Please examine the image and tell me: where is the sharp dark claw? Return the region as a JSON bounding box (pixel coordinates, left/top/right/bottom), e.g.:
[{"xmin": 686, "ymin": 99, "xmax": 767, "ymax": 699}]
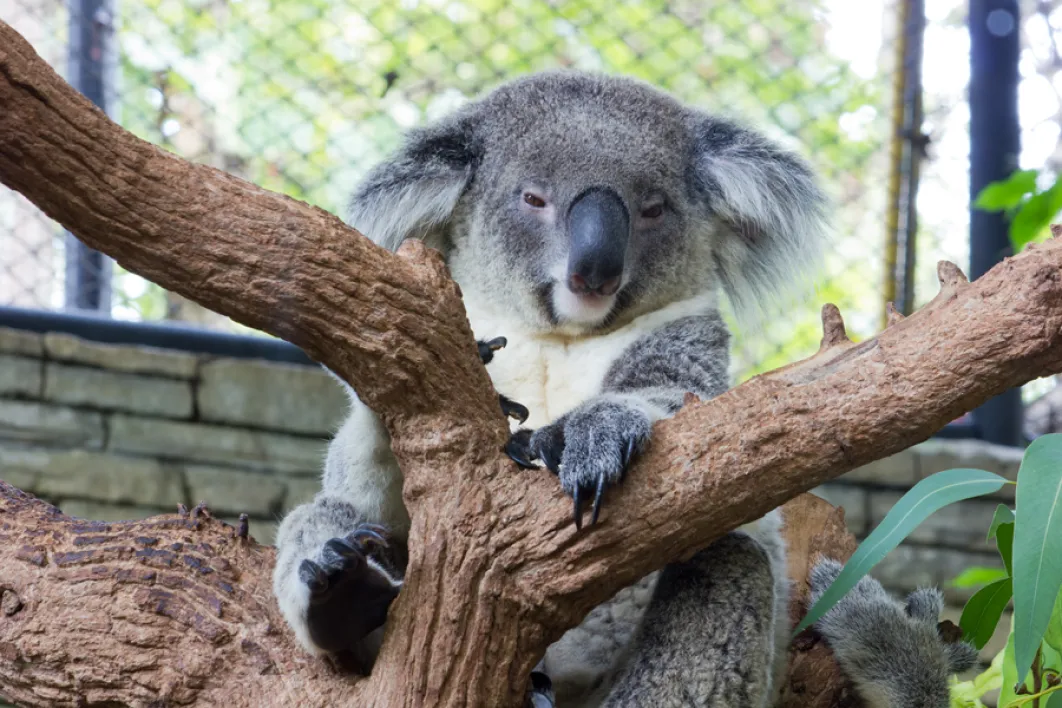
[
  {"xmin": 573, "ymin": 487, "xmax": 584, "ymax": 530},
  {"xmin": 323, "ymin": 538, "xmax": 361, "ymax": 561},
  {"xmin": 539, "ymin": 446, "xmax": 562, "ymax": 475},
  {"xmin": 299, "ymin": 559, "xmax": 328, "ymax": 594},
  {"xmin": 590, "ymin": 474, "xmax": 607, "ymax": 526},
  {"xmin": 499, "ymin": 395, "xmax": 530, "ymax": 424},
  {"xmin": 623, "ymin": 438, "xmax": 637, "ymax": 468},
  {"xmin": 349, "ymin": 526, "xmax": 389, "ymax": 548},
  {"xmin": 506, "ymin": 429, "xmax": 538, "ymax": 468},
  {"xmin": 477, "ymin": 337, "xmax": 508, "ymax": 364}
]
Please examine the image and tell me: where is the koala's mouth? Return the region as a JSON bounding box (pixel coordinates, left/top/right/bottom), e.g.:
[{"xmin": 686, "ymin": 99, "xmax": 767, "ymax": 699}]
[{"xmin": 548, "ymin": 280, "xmax": 620, "ymax": 327}]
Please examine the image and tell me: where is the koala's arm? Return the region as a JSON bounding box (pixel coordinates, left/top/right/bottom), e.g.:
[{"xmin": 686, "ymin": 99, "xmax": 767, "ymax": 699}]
[
  {"xmin": 273, "ymin": 338, "xmax": 526, "ymax": 670},
  {"xmin": 600, "ymin": 312, "xmax": 731, "ymax": 413},
  {"xmin": 518, "ymin": 312, "xmax": 730, "ymax": 526}
]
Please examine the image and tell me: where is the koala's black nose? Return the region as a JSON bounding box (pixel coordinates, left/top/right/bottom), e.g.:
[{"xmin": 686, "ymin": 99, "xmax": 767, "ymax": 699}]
[{"xmin": 567, "ymin": 187, "xmax": 628, "ymax": 296}]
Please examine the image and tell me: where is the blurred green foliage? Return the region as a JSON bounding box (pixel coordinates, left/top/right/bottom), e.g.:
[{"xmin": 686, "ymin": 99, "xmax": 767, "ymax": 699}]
[{"xmin": 974, "ymin": 168, "xmax": 1062, "ymax": 252}]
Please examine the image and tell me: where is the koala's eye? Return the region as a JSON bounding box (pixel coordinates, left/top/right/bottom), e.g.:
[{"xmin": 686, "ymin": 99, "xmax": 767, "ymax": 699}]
[
  {"xmin": 523, "ymin": 192, "xmax": 547, "ymax": 208},
  {"xmin": 640, "ymin": 204, "xmax": 664, "ymax": 219}
]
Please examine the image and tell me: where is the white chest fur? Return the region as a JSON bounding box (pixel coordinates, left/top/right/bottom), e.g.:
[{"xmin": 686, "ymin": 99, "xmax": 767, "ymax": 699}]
[{"xmin": 463, "ymin": 292, "xmax": 718, "ymax": 430}]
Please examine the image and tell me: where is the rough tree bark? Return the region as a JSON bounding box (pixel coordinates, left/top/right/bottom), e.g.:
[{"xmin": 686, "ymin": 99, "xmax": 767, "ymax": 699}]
[{"xmin": 2, "ymin": 18, "xmax": 1062, "ymax": 708}]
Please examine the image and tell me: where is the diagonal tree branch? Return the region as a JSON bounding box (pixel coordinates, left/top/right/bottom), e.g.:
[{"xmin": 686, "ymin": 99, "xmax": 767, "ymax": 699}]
[{"xmin": 2, "ymin": 18, "xmax": 1062, "ymax": 707}]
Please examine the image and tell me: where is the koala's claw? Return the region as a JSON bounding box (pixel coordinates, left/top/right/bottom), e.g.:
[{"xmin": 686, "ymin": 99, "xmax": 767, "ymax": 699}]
[
  {"xmin": 506, "ymin": 428, "xmax": 537, "ymax": 468},
  {"xmin": 572, "ymin": 473, "xmax": 609, "ymax": 530},
  {"xmin": 500, "ymin": 394, "xmax": 530, "ymax": 424},
  {"xmin": 298, "ymin": 523, "xmax": 399, "ymax": 654},
  {"xmin": 590, "ymin": 473, "xmax": 607, "ymax": 526},
  {"xmin": 298, "ymin": 558, "xmax": 329, "ymax": 594},
  {"xmin": 527, "ymin": 670, "xmax": 555, "ymax": 708},
  {"xmin": 477, "ymin": 336, "xmax": 508, "ymax": 365}
]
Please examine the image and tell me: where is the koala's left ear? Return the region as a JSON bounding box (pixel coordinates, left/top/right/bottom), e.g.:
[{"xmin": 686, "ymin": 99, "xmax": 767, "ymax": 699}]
[
  {"xmin": 346, "ymin": 105, "xmax": 482, "ymax": 254},
  {"xmin": 687, "ymin": 114, "xmax": 829, "ymax": 316}
]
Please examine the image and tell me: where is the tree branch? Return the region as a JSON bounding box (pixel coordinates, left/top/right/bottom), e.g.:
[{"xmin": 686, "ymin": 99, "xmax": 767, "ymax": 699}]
[{"xmin": 3, "ymin": 18, "xmax": 1062, "ymax": 707}]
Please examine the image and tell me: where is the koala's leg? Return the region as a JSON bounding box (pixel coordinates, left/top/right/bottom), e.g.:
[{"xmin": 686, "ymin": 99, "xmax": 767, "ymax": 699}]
[
  {"xmin": 273, "ymin": 397, "xmax": 410, "ymax": 670},
  {"xmin": 600, "ymin": 512, "xmax": 789, "ymax": 708},
  {"xmin": 809, "ymin": 559, "xmax": 978, "ymax": 708}
]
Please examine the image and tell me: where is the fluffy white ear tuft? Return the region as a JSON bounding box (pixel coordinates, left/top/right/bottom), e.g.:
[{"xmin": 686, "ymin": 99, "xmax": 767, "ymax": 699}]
[
  {"xmin": 346, "ymin": 108, "xmax": 481, "ymax": 254},
  {"xmin": 689, "ymin": 115, "xmax": 830, "ymax": 321}
]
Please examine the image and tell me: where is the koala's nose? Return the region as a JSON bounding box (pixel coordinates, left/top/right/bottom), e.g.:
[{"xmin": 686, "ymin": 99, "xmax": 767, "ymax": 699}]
[{"xmin": 567, "ymin": 187, "xmax": 629, "ymax": 296}]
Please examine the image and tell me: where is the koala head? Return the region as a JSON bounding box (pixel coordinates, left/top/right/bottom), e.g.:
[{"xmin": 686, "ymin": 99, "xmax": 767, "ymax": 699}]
[{"xmin": 347, "ymin": 71, "xmax": 827, "ymax": 334}]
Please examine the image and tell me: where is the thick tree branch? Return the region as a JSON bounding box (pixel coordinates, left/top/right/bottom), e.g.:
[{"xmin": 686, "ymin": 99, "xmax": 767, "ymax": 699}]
[{"xmin": 2, "ymin": 19, "xmax": 1062, "ymax": 707}]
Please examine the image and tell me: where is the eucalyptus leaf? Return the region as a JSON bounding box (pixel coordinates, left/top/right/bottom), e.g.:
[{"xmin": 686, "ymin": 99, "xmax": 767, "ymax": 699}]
[
  {"xmin": 961, "ymin": 578, "xmax": 1013, "ymax": 650},
  {"xmin": 1045, "ymin": 588, "xmax": 1062, "ymax": 654},
  {"xmin": 952, "ymin": 566, "xmax": 1010, "ymax": 589},
  {"xmin": 796, "ymin": 468, "xmax": 1007, "ymax": 634},
  {"xmin": 974, "ymin": 169, "xmax": 1039, "ymax": 211},
  {"xmin": 989, "ymin": 505, "xmax": 1016, "ymax": 540},
  {"xmin": 997, "ymin": 522, "xmax": 1015, "ymax": 577},
  {"xmin": 1013, "ymin": 434, "xmax": 1062, "ymax": 684},
  {"xmin": 999, "ymin": 630, "xmax": 1026, "ymax": 707},
  {"xmin": 1009, "ymin": 185, "xmax": 1062, "ymax": 250}
]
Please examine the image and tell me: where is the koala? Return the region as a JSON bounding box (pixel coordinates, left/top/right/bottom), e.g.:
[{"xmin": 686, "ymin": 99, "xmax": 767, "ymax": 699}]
[{"xmin": 273, "ymin": 70, "xmax": 977, "ymax": 706}]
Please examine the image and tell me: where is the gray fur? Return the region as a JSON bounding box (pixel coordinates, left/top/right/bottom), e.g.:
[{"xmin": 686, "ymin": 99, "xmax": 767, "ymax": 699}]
[
  {"xmin": 273, "ymin": 70, "xmax": 969, "ymax": 708},
  {"xmin": 810, "ymin": 560, "xmax": 979, "ymax": 708},
  {"xmin": 602, "ymin": 512, "xmax": 789, "ymax": 707},
  {"xmin": 528, "ymin": 314, "xmax": 731, "ymax": 501}
]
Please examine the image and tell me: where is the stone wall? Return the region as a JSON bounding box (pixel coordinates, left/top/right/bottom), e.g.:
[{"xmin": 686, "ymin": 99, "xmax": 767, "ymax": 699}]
[
  {"xmin": 0, "ymin": 326, "xmax": 347, "ymax": 545},
  {"xmin": 0, "ymin": 325, "xmax": 1019, "ymax": 678}
]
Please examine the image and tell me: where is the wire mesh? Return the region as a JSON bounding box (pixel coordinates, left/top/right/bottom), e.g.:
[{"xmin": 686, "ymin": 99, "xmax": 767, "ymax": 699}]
[{"xmin": 0, "ymin": 0, "xmax": 1057, "ymax": 385}]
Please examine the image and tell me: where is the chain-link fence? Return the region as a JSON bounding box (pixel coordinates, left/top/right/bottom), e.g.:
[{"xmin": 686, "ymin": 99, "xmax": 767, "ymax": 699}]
[{"xmin": 0, "ymin": 0, "xmax": 1056, "ymax": 390}]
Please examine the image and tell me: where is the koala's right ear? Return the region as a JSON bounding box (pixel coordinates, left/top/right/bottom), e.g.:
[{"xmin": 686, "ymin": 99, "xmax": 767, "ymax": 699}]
[{"xmin": 346, "ymin": 108, "xmax": 481, "ymax": 254}]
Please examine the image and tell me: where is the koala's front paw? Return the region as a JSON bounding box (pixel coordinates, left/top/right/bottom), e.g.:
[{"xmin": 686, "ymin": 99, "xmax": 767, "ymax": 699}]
[
  {"xmin": 297, "ymin": 524, "xmax": 400, "ymax": 654},
  {"xmin": 507, "ymin": 397, "xmax": 651, "ymax": 529}
]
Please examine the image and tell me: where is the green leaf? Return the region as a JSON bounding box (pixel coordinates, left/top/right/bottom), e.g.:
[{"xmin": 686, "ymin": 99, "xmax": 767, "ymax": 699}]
[
  {"xmin": 796, "ymin": 468, "xmax": 1007, "ymax": 634},
  {"xmin": 1009, "ymin": 182, "xmax": 1062, "ymax": 250},
  {"xmin": 974, "ymin": 169, "xmax": 1039, "ymax": 211},
  {"xmin": 1013, "ymin": 434, "xmax": 1062, "ymax": 683},
  {"xmin": 1044, "ymin": 588, "xmax": 1062, "ymax": 654},
  {"xmin": 961, "ymin": 577, "xmax": 1014, "ymax": 649},
  {"xmin": 950, "ymin": 647, "xmax": 1004, "ymax": 706},
  {"xmin": 999, "ymin": 629, "xmax": 1028, "ymax": 707},
  {"xmin": 990, "ymin": 505, "xmax": 1016, "ymax": 539},
  {"xmin": 952, "ymin": 566, "xmax": 1010, "ymax": 589},
  {"xmin": 997, "ymin": 522, "xmax": 1016, "ymax": 577},
  {"xmin": 1043, "ymin": 641, "xmax": 1062, "ymax": 676}
]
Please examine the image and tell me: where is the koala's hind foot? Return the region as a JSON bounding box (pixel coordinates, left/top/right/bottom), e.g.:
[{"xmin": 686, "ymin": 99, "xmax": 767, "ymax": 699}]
[{"xmin": 298, "ymin": 524, "xmax": 401, "ymax": 655}]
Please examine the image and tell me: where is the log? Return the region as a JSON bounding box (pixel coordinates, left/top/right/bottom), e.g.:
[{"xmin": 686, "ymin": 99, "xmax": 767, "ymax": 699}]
[{"xmin": 3, "ymin": 18, "xmax": 1062, "ymax": 706}]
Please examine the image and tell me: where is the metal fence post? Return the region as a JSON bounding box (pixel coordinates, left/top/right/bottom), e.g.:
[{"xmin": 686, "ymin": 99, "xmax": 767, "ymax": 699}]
[
  {"xmin": 64, "ymin": 0, "xmax": 114, "ymax": 314},
  {"xmin": 969, "ymin": 0, "xmax": 1023, "ymax": 446}
]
